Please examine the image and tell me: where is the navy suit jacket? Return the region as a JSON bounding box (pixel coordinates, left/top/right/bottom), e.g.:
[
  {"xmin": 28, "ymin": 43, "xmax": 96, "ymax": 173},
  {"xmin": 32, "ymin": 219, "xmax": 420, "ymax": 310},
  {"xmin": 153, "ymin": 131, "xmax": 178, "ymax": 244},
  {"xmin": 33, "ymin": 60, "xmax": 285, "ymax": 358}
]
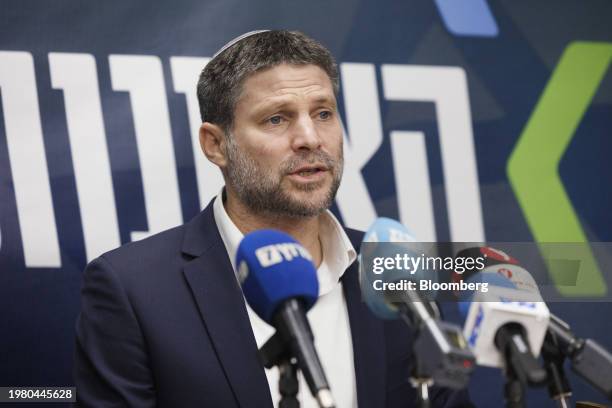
[{"xmin": 74, "ymin": 199, "xmax": 473, "ymax": 407}]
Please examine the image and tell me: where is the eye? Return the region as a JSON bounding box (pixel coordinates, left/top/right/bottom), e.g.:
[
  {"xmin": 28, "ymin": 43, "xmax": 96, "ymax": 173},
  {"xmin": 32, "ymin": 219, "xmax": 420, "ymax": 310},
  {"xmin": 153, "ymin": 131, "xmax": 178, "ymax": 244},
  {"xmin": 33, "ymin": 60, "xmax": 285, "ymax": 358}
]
[
  {"xmin": 318, "ymin": 111, "xmax": 332, "ymax": 120},
  {"xmin": 269, "ymin": 115, "xmax": 282, "ymax": 125}
]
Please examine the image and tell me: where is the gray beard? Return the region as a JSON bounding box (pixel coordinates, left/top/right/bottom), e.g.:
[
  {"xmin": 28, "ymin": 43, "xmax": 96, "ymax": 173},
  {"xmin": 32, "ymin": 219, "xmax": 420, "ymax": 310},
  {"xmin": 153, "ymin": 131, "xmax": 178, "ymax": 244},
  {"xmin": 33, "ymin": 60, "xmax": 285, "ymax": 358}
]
[{"xmin": 223, "ymin": 135, "xmax": 343, "ymax": 218}]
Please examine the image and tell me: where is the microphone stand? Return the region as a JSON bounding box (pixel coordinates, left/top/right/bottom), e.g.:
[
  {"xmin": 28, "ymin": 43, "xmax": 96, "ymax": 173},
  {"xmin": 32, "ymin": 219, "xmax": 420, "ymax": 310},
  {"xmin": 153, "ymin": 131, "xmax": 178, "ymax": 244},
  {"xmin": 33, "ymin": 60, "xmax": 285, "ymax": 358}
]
[
  {"xmin": 410, "ymin": 361, "xmax": 434, "ymax": 408},
  {"xmin": 397, "ymin": 306, "xmax": 433, "ymax": 408},
  {"xmin": 398, "ymin": 304, "xmax": 475, "ymax": 408},
  {"xmin": 545, "ymin": 314, "xmax": 612, "ymax": 402},
  {"xmin": 495, "ymin": 324, "xmax": 547, "ymax": 408},
  {"xmin": 503, "ymin": 362, "xmax": 526, "ymax": 408},
  {"xmin": 542, "ymin": 331, "xmax": 572, "ymax": 408},
  {"xmin": 259, "ymin": 333, "xmax": 300, "ymax": 408},
  {"xmin": 260, "ymin": 333, "xmax": 301, "ymax": 408},
  {"xmin": 259, "ymin": 299, "xmax": 337, "ymax": 408},
  {"xmin": 279, "ymin": 359, "xmax": 300, "ymax": 408}
]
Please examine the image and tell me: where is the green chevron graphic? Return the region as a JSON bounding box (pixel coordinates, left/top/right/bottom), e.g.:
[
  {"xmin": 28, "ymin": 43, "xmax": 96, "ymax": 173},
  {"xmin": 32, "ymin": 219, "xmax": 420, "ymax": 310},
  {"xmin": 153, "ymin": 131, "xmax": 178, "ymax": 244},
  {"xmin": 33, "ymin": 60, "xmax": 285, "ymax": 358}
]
[{"xmin": 507, "ymin": 41, "xmax": 612, "ymax": 296}]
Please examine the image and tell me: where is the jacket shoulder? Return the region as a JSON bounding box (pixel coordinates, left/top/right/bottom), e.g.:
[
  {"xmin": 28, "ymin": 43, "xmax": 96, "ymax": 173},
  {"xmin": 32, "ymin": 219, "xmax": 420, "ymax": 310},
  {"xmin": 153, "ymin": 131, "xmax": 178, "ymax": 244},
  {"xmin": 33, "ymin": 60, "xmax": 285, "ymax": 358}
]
[{"xmin": 101, "ymin": 224, "xmax": 186, "ymax": 266}]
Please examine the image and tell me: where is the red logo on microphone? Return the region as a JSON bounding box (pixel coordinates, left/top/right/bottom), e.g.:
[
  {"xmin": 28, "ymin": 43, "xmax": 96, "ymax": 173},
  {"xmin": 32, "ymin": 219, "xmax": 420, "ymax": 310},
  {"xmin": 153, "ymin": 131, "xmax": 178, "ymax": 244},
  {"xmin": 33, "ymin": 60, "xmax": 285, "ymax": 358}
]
[{"xmin": 497, "ymin": 268, "xmax": 513, "ymax": 279}]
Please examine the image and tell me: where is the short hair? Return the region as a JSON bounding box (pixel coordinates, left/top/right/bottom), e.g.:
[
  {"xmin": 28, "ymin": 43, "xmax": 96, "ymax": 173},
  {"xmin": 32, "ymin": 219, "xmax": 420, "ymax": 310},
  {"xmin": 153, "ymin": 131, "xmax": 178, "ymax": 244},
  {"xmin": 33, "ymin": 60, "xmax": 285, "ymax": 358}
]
[{"xmin": 196, "ymin": 30, "xmax": 339, "ymax": 133}]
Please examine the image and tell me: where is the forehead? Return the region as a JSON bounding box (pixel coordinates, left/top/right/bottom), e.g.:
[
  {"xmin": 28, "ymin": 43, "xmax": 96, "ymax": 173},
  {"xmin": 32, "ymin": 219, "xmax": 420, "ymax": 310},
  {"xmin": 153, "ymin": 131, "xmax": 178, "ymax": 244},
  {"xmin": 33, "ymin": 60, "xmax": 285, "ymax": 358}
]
[{"xmin": 237, "ymin": 63, "xmax": 336, "ymax": 108}]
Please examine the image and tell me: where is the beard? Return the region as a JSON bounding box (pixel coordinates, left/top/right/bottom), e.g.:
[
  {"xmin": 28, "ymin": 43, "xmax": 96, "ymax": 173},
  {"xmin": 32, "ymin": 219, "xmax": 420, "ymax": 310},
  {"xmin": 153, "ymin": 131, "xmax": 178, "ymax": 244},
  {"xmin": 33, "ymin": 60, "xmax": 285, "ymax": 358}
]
[{"xmin": 223, "ymin": 135, "xmax": 343, "ymax": 218}]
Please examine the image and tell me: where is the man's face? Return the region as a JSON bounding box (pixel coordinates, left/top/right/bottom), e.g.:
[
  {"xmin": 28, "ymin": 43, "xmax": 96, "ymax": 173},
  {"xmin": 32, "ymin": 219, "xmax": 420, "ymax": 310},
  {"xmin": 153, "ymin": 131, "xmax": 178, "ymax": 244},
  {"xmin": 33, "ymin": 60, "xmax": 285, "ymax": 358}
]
[{"xmin": 223, "ymin": 63, "xmax": 343, "ymax": 217}]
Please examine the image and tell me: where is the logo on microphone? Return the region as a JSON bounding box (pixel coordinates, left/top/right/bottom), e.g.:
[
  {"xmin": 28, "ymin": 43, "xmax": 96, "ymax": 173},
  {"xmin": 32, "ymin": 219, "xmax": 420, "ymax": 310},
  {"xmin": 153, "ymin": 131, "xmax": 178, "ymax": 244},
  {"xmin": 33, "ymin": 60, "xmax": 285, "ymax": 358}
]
[
  {"xmin": 497, "ymin": 267, "xmax": 513, "ymax": 279},
  {"xmin": 468, "ymin": 304, "xmax": 485, "ymax": 347},
  {"xmin": 255, "ymin": 243, "xmax": 312, "ymax": 267},
  {"xmin": 499, "ymin": 298, "xmax": 536, "ymax": 309}
]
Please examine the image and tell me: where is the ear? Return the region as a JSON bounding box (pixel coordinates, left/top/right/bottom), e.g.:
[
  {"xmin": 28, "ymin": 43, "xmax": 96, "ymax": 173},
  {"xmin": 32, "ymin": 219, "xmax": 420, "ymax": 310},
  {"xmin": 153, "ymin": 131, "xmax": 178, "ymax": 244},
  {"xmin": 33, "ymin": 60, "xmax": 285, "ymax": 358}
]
[{"xmin": 199, "ymin": 122, "xmax": 228, "ymax": 169}]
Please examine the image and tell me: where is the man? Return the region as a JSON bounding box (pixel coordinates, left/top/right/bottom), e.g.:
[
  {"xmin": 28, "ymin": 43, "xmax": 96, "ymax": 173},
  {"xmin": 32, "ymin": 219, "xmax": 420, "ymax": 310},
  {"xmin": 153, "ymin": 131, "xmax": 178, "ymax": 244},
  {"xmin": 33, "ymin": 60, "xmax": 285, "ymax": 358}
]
[{"xmin": 74, "ymin": 30, "xmax": 472, "ymax": 407}]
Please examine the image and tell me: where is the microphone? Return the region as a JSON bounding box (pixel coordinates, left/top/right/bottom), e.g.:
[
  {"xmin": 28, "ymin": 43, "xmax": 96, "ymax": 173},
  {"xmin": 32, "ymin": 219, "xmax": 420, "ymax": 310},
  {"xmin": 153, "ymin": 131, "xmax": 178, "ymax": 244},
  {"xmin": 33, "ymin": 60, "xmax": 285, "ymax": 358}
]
[
  {"xmin": 546, "ymin": 314, "xmax": 612, "ymax": 400},
  {"xmin": 458, "ymin": 248, "xmax": 612, "ymax": 399},
  {"xmin": 459, "ymin": 270, "xmax": 549, "ymax": 385},
  {"xmin": 359, "ymin": 217, "xmax": 432, "ymax": 319},
  {"xmin": 359, "ymin": 218, "xmax": 475, "ymax": 390},
  {"xmin": 236, "ymin": 229, "xmax": 335, "ymax": 408}
]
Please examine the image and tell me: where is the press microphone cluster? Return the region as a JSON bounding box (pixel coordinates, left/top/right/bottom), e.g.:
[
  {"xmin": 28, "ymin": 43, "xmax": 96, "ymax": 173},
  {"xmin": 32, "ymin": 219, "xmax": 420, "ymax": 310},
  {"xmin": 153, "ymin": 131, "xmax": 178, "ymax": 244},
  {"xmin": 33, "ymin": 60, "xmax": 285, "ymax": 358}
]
[
  {"xmin": 235, "ymin": 224, "xmax": 612, "ymax": 407},
  {"xmin": 236, "ymin": 230, "xmax": 335, "ymax": 408},
  {"xmin": 455, "ymin": 246, "xmax": 612, "ymax": 403},
  {"xmin": 359, "ymin": 218, "xmax": 476, "ymax": 395}
]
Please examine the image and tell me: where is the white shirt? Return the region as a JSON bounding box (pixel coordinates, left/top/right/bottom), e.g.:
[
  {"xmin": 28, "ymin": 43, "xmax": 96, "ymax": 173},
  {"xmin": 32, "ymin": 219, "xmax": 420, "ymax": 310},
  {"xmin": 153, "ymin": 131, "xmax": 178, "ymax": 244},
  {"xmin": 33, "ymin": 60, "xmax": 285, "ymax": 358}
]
[{"xmin": 213, "ymin": 190, "xmax": 358, "ymax": 408}]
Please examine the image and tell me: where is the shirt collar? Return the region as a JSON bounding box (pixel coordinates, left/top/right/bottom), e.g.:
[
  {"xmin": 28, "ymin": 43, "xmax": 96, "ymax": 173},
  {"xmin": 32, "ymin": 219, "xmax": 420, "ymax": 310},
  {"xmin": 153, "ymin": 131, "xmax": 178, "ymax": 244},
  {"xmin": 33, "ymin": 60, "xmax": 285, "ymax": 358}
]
[{"xmin": 213, "ymin": 188, "xmax": 356, "ymax": 295}]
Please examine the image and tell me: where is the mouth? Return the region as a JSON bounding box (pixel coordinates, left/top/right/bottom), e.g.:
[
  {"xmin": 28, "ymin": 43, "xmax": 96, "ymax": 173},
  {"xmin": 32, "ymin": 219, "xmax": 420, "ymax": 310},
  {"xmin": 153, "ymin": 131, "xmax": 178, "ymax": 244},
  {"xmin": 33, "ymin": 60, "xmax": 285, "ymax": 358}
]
[
  {"xmin": 289, "ymin": 164, "xmax": 329, "ymax": 176},
  {"xmin": 287, "ymin": 164, "xmax": 329, "ymax": 182}
]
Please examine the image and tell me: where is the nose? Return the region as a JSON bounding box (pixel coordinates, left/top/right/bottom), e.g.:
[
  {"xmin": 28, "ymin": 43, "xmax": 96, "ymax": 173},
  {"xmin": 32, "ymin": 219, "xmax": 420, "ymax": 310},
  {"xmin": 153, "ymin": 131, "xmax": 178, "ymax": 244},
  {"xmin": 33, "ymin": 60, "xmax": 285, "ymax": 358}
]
[{"xmin": 290, "ymin": 115, "xmax": 321, "ymax": 151}]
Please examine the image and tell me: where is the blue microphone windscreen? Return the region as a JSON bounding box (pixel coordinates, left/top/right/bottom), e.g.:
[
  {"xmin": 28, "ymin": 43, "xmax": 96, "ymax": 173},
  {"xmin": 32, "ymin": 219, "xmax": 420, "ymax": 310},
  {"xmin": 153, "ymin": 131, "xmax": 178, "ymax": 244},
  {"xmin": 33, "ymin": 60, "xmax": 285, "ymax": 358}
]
[
  {"xmin": 363, "ymin": 217, "xmax": 416, "ymax": 243},
  {"xmin": 236, "ymin": 230, "xmax": 318, "ymax": 324},
  {"xmin": 360, "ymin": 218, "xmax": 437, "ymax": 319}
]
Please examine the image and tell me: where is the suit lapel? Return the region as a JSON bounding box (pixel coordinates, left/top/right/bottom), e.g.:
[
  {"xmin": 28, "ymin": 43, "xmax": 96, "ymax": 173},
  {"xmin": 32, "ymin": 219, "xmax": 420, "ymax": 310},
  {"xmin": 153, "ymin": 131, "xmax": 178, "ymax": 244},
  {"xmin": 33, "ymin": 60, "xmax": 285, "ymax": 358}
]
[
  {"xmin": 342, "ymin": 233, "xmax": 387, "ymax": 408},
  {"xmin": 182, "ymin": 201, "xmax": 273, "ymax": 408}
]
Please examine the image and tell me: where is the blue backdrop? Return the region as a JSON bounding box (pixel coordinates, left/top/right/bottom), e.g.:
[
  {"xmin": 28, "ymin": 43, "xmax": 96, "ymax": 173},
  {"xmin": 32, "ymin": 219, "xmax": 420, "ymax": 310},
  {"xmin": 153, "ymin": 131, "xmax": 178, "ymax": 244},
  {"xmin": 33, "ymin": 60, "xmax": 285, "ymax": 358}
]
[{"xmin": 1, "ymin": 0, "xmax": 611, "ymax": 406}]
